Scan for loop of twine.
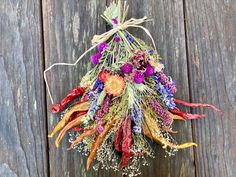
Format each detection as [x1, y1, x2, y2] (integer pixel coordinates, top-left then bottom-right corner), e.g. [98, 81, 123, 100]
[44, 16, 157, 104]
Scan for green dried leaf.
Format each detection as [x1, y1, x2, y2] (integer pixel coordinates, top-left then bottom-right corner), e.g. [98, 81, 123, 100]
[97, 90, 107, 106]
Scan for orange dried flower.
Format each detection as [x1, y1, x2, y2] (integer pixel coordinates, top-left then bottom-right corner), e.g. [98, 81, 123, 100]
[98, 70, 110, 82]
[104, 75, 125, 96]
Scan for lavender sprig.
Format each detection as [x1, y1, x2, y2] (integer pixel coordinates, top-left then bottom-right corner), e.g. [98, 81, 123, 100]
[131, 104, 143, 133]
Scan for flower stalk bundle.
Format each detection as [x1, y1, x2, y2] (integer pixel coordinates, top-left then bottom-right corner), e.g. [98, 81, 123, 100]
[47, 2, 221, 176]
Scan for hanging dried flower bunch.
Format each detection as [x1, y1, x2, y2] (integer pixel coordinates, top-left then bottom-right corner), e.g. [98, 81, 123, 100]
[46, 2, 221, 176]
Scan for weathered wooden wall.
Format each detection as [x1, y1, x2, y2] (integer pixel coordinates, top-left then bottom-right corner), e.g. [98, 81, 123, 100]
[1, 0, 48, 177]
[1, 0, 236, 177]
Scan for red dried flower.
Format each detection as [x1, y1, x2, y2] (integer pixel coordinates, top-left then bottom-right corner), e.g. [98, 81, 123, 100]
[98, 70, 110, 83]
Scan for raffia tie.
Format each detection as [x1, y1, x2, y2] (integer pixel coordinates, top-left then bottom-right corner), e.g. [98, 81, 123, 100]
[44, 16, 157, 104]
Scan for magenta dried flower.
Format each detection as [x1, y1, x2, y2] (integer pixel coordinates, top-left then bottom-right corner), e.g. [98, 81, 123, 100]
[91, 53, 101, 65]
[144, 65, 154, 76]
[133, 70, 145, 84]
[121, 63, 133, 74]
[97, 42, 108, 52]
[103, 95, 111, 113]
[112, 18, 118, 25]
[114, 37, 121, 43]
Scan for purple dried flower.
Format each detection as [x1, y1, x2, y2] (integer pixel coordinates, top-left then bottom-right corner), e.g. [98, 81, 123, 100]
[131, 105, 143, 133]
[167, 83, 177, 94]
[125, 34, 134, 43]
[112, 18, 118, 25]
[91, 53, 101, 65]
[149, 99, 173, 125]
[148, 49, 154, 55]
[95, 109, 103, 120]
[93, 78, 102, 90]
[144, 65, 154, 77]
[121, 63, 133, 74]
[103, 95, 110, 113]
[87, 91, 94, 98]
[97, 42, 108, 52]
[156, 72, 177, 94]
[133, 71, 145, 84]
[114, 36, 121, 43]
[153, 77, 176, 109]
[157, 72, 169, 85]
[97, 121, 104, 133]
[133, 126, 142, 133]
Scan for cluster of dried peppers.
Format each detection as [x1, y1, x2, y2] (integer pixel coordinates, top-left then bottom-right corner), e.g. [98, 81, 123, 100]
[47, 2, 221, 176]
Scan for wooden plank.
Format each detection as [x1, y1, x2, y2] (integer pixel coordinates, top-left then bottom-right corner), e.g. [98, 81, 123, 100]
[42, 1, 122, 176]
[0, 0, 48, 177]
[184, 0, 236, 176]
[106, 0, 195, 176]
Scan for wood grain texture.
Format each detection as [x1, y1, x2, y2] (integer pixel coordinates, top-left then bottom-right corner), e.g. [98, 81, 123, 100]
[1, 0, 233, 176]
[184, 0, 236, 176]
[42, 0, 122, 176]
[0, 0, 48, 177]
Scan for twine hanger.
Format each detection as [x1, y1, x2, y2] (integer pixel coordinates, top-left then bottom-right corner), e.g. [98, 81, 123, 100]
[44, 4, 156, 104]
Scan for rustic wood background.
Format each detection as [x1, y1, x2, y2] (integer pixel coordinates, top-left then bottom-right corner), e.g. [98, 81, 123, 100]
[1, 0, 236, 176]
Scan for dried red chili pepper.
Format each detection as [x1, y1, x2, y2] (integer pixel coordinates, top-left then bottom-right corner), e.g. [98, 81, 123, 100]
[48, 101, 90, 138]
[121, 117, 133, 168]
[80, 94, 89, 103]
[170, 107, 205, 119]
[51, 86, 86, 113]
[114, 123, 123, 152]
[173, 98, 222, 115]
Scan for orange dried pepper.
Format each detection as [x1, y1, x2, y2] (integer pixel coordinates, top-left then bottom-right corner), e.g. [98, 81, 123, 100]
[143, 111, 197, 149]
[68, 111, 88, 122]
[48, 101, 90, 138]
[55, 114, 87, 147]
[167, 111, 185, 121]
[67, 128, 97, 150]
[86, 118, 116, 171]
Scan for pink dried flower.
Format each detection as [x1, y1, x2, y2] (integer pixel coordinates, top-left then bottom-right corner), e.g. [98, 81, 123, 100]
[149, 99, 173, 125]
[133, 70, 145, 84]
[90, 53, 101, 65]
[157, 72, 169, 85]
[167, 83, 177, 93]
[97, 121, 105, 133]
[131, 50, 149, 68]
[124, 73, 134, 82]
